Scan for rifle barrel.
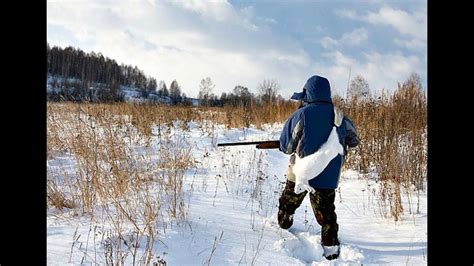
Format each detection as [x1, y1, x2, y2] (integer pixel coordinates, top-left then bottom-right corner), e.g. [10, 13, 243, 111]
[217, 140, 278, 146]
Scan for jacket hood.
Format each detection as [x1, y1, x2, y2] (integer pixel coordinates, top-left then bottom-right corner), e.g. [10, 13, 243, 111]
[291, 75, 332, 103]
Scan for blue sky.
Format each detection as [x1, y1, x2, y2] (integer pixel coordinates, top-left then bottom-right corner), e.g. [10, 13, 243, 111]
[47, 0, 427, 98]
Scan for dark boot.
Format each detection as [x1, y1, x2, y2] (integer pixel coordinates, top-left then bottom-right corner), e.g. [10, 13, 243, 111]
[309, 189, 340, 260]
[278, 209, 294, 229]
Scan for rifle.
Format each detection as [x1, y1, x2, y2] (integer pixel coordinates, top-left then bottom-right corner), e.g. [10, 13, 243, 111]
[217, 140, 280, 149]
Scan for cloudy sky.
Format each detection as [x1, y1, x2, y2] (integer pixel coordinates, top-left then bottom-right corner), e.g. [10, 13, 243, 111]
[47, 0, 427, 98]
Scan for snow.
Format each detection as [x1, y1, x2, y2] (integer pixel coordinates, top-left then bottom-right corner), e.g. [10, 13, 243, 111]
[322, 245, 340, 257]
[47, 121, 427, 265]
[46, 75, 197, 104]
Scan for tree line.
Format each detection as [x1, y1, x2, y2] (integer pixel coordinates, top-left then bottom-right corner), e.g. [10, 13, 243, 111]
[47, 43, 157, 90]
[46, 43, 287, 106]
[47, 43, 400, 106]
[47, 43, 164, 102]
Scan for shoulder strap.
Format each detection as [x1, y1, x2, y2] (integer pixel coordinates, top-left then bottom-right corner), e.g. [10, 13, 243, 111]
[333, 106, 344, 127]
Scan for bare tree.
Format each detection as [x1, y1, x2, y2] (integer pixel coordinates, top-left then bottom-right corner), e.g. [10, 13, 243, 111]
[403, 72, 423, 91]
[258, 79, 280, 104]
[198, 77, 215, 106]
[347, 75, 370, 101]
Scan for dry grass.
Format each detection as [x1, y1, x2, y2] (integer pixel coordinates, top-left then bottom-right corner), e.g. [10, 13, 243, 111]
[222, 100, 298, 129]
[336, 79, 427, 221]
[47, 102, 195, 264]
[47, 73, 427, 245]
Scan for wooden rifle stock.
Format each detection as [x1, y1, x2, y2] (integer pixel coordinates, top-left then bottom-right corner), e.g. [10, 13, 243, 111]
[217, 140, 280, 149]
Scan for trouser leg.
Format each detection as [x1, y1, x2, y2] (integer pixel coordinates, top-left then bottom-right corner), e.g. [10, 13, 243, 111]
[309, 189, 339, 246]
[278, 180, 307, 214]
[277, 180, 307, 229]
[279, 155, 306, 213]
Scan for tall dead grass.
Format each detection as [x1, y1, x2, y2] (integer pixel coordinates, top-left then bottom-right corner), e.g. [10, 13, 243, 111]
[47, 102, 195, 264]
[48, 73, 426, 236]
[336, 79, 427, 221]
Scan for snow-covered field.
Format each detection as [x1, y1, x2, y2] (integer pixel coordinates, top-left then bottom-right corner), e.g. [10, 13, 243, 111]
[47, 122, 427, 265]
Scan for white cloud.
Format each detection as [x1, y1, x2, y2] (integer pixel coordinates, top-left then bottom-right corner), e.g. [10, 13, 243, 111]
[240, 5, 255, 19]
[47, 0, 311, 98]
[260, 49, 310, 66]
[394, 38, 425, 50]
[341, 28, 368, 45]
[336, 5, 426, 49]
[331, 4, 426, 95]
[47, 0, 426, 99]
[263, 17, 277, 24]
[320, 36, 339, 50]
[335, 9, 357, 20]
[165, 0, 234, 21]
[338, 5, 426, 41]
[314, 50, 423, 97]
[366, 5, 426, 41]
[320, 28, 368, 49]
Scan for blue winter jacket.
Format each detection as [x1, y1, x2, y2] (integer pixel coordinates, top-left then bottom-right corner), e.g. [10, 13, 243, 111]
[279, 75, 359, 189]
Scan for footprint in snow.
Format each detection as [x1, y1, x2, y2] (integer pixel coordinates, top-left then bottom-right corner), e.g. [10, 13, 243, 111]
[266, 215, 364, 264]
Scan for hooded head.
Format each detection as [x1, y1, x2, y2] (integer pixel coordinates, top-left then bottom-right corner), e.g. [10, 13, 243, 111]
[290, 75, 332, 103]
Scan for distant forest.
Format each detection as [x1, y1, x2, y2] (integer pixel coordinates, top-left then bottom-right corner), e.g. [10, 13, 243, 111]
[46, 43, 287, 107]
[47, 43, 157, 91]
[47, 43, 172, 102]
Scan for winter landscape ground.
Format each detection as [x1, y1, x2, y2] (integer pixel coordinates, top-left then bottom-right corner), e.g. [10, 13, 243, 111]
[47, 105, 427, 265]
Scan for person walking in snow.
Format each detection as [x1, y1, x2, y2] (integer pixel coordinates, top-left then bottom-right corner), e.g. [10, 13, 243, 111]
[278, 75, 360, 260]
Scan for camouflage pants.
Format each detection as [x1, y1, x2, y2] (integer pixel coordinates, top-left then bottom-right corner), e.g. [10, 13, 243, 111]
[278, 179, 340, 246]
